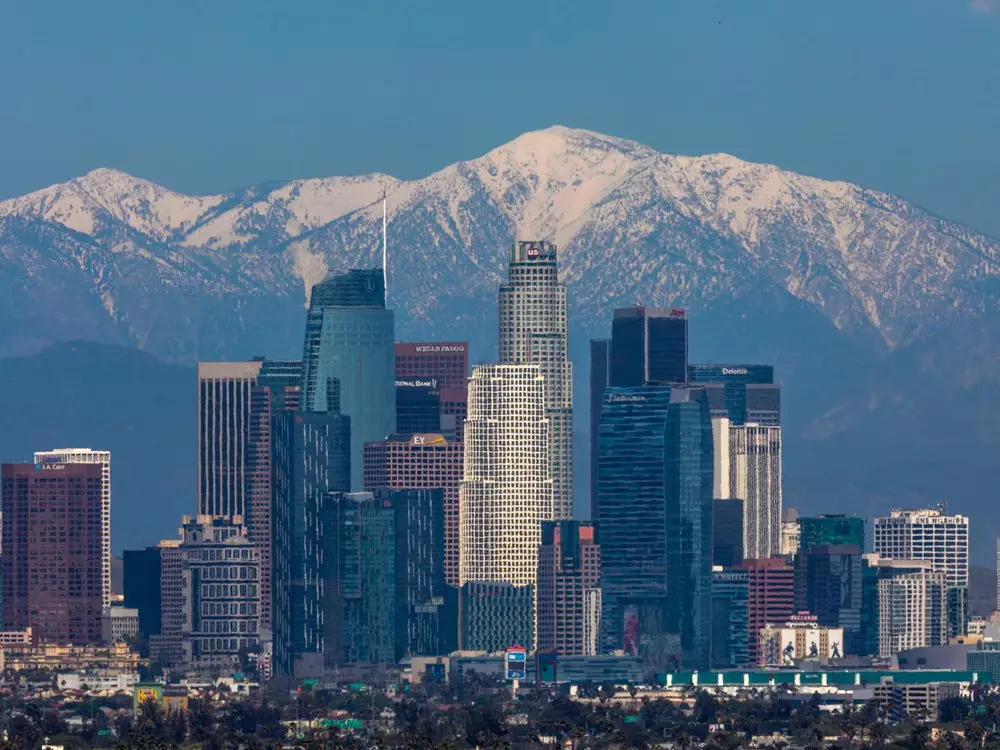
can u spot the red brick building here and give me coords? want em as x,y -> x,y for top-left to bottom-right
743,556 -> 795,663
363,434 -> 463,586
1,463 -> 103,644
537,521 -> 601,656
394,342 -> 468,389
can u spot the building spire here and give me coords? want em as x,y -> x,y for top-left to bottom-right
382,189 -> 388,306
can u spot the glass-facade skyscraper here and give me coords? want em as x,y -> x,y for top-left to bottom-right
609,307 -> 689,386
302,269 -> 395,490
591,307 -> 690,520
799,515 -> 865,551
271,392 -> 351,676
325,492 -> 396,666
711,568 -> 749,668
687,364 -> 780,426
713,497 -> 745,568
596,385 -> 714,670
589,339 -> 610,522
794,544 -> 863,653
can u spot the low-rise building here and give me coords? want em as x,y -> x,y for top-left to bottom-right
57,671 -> 138,693
102,607 -> 139,644
872,682 -> 961,722
0,642 -> 139,672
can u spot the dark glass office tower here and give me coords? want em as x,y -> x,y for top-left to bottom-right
799,515 -> 865,551
123,546 -> 162,640
270,383 -> 351,677
713,498 -> 745,568
663,388 -> 714,670
395,381 -> 441,434
794,544 -> 863,653
687,364 -> 780,426
382,488 -> 455,660
302,269 -> 395,490
326,492 -> 396,666
711,569 -> 749,668
597,385 -> 713,670
609,307 -> 688,386
589,339 -> 610,522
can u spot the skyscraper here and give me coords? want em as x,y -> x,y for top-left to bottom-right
326,491 -> 396,666
394,341 -> 469,441
714,419 -> 783,560
363,433 -> 463,586
800,515 -> 865,551
590,306 -> 690,522
498,241 -> 573,520
384,488 -> 454,659
123,546 -> 162,642
589,339 -> 610,521
609,306 -> 688,386
794,545 -> 863,653
459,364 -> 552,650
742,557 -> 795,664
537,521 -> 601,656
713,498 -> 745,568
271,393 -> 351,676
176,515 -> 260,668
873,508 -> 969,637
301,269 -> 395,490
711,568 -> 750,668
394,342 -> 468,388
687,364 -> 780,426
871,557 -> 948,657
597,385 -> 714,670
149,540 -> 184,665
197,361 -> 263,518
246,359 -> 301,631
395,381 -> 442,434
34,448 -> 112,609
2,463 -> 104,644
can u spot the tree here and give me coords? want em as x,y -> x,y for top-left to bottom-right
187,696 -> 215,742
8,714 -> 42,749
165,707 -> 187,744
907,722 -> 931,750
41,708 -> 66,737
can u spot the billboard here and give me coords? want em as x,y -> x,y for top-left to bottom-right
804,629 -> 821,660
505,646 -> 527,680
780,631 -> 797,667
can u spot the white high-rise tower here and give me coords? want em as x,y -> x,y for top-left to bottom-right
459,364 -> 553,650
498,241 -> 573,520
34,448 -> 112,607
712,418 -> 783,560
459,364 -> 553,587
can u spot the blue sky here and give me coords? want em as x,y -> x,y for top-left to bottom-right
2,0 -> 999,235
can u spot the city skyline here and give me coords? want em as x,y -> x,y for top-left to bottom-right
1,2 -> 999,739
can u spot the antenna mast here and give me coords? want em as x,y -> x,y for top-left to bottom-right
382,190 -> 388,305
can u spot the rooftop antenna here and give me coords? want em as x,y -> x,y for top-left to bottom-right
382,189 -> 388,305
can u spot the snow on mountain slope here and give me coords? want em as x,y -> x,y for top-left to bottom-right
0,125 -> 997,363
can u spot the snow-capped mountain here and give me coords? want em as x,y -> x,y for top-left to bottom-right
1,126 -> 998,434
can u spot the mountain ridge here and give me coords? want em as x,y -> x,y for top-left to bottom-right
0,124 -> 997,436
